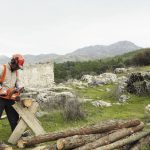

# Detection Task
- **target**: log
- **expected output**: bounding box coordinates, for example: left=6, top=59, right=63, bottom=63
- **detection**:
left=94, top=130, right=150, bottom=150
left=41, top=145, right=57, bottom=150
left=0, top=144, right=13, bottom=150
left=129, top=135, right=150, bottom=150
left=57, top=133, right=110, bottom=150
left=73, top=122, right=144, bottom=150
left=21, top=98, right=34, bottom=107
left=26, top=144, right=57, bottom=150
left=17, top=119, right=140, bottom=148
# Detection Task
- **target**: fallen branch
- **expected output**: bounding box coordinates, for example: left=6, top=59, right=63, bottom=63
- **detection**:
left=73, top=122, right=144, bottom=150
left=17, top=119, right=140, bottom=148
left=94, top=130, right=150, bottom=150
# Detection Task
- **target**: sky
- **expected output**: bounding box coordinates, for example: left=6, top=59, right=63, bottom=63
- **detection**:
left=0, top=0, right=150, bottom=56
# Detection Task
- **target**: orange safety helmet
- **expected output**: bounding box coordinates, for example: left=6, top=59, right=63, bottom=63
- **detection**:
left=12, top=54, right=25, bottom=69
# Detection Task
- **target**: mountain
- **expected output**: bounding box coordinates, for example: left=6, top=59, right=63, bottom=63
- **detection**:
left=0, top=55, right=9, bottom=64
left=0, top=41, right=141, bottom=64
left=23, top=54, right=61, bottom=64
left=55, top=41, right=141, bottom=63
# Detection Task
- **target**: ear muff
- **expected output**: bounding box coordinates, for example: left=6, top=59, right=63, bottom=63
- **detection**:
left=11, top=58, right=17, bottom=64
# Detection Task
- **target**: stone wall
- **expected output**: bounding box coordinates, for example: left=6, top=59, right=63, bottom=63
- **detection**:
left=19, top=62, right=54, bottom=88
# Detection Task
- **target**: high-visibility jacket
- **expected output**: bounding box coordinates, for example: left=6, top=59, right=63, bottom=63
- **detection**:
left=0, top=64, right=19, bottom=100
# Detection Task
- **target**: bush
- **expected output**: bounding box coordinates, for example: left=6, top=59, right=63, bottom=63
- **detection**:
left=62, top=97, right=85, bottom=121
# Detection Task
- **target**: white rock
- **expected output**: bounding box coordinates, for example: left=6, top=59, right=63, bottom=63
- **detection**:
left=91, top=100, right=112, bottom=107
left=114, top=68, right=127, bottom=74
left=119, top=95, right=130, bottom=103
left=145, top=104, right=150, bottom=111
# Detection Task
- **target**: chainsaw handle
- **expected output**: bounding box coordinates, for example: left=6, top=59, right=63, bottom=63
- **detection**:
left=8, top=89, right=17, bottom=99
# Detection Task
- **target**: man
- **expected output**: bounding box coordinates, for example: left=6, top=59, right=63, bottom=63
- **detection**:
left=0, top=54, right=24, bottom=131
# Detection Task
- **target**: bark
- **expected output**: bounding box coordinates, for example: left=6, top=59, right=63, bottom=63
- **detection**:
left=17, top=119, right=140, bottom=148
left=129, top=135, right=150, bottom=150
left=94, top=130, right=150, bottom=150
left=0, top=144, right=13, bottom=150
left=57, top=133, right=111, bottom=150
left=73, top=122, right=144, bottom=150
left=31, top=144, right=57, bottom=150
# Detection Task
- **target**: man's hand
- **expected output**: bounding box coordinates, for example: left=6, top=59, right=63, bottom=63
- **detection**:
left=0, top=87, right=7, bottom=96
left=16, top=87, right=24, bottom=93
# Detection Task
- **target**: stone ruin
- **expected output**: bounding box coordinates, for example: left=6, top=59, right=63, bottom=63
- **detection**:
left=19, top=61, right=54, bottom=88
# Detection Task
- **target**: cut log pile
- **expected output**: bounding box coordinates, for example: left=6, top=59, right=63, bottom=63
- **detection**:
left=15, top=119, right=150, bottom=150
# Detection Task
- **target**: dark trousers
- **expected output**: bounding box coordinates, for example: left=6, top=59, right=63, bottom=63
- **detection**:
left=0, top=98, right=19, bottom=131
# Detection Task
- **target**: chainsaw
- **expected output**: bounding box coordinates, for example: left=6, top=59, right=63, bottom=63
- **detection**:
left=0, top=87, right=24, bottom=101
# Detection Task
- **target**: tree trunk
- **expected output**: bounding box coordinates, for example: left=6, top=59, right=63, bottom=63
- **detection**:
left=17, top=119, right=140, bottom=148
left=0, top=144, right=13, bottom=150
left=94, top=131, right=150, bottom=150
left=57, top=133, right=110, bottom=150
left=73, top=122, right=144, bottom=150
left=129, top=135, right=150, bottom=150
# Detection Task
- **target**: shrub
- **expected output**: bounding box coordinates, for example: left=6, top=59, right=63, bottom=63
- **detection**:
left=62, top=97, right=85, bottom=121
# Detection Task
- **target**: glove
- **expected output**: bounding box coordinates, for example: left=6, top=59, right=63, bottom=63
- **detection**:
left=0, top=87, right=7, bottom=96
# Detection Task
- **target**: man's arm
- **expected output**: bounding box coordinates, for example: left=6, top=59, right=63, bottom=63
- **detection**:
left=0, top=65, right=5, bottom=90
left=0, top=65, right=4, bottom=79
left=15, top=72, right=24, bottom=90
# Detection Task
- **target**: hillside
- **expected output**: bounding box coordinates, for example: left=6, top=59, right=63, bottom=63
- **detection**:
left=54, top=48, right=150, bottom=82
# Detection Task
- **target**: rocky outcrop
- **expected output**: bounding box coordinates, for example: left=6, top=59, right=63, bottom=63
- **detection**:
left=114, top=67, right=134, bottom=74
left=81, top=73, right=117, bottom=86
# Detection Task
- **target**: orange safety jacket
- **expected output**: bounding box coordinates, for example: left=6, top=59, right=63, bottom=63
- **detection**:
left=0, top=65, right=19, bottom=100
